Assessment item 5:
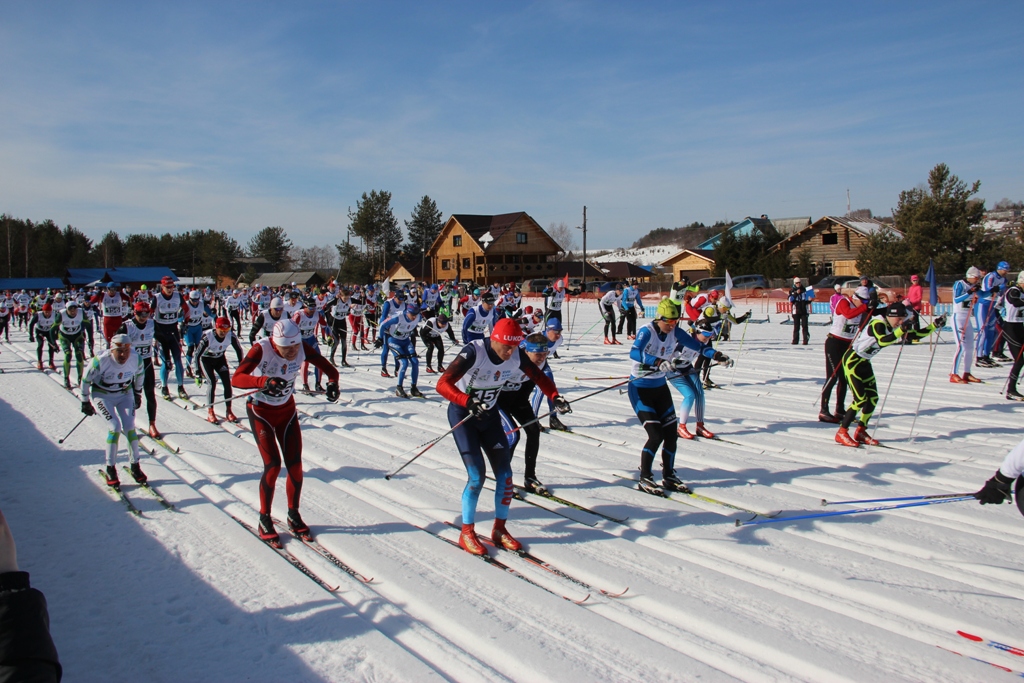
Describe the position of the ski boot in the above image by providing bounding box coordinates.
[458,523,486,556]
[104,466,120,487]
[341,360,351,368]
[287,508,312,540]
[302,382,311,393]
[695,422,715,439]
[677,423,695,439]
[604,337,612,345]
[638,475,664,496]
[976,356,998,368]
[549,414,570,432]
[148,423,161,439]
[523,476,548,495]
[437,363,445,372]
[361,342,369,351]
[185,365,194,379]
[409,385,425,398]
[395,385,409,399]
[612,338,622,345]
[425,366,436,374]
[993,352,1012,362]
[161,386,171,399]
[36,362,43,371]
[963,373,982,383]
[1007,390,1024,402]
[63,377,71,390]
[818,411,841,424]
[380,368,391,378]
[177,386,189,400]
[257,514,281,547]
[853,424,879,446]
[225,409,239,423]
[949,373,967,384]
[661,472,691,494]
[491,519,522,552]
[130,461,148,485]
[314,383,324,393]
[48,361,56,371]
[834,427,859,447]
[551,352,559,359]
[703,379,720,390]
[206,408,219,424]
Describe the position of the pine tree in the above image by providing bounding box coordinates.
[349,190,401,278]
[403,195,444,260]
[248,226,293,271]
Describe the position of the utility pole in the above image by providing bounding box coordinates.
[847,189,851,216]
[576,206,587,290]
[6,218,10,278]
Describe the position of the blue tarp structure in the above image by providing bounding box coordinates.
[0,278,66,291]
[65,267,177,287]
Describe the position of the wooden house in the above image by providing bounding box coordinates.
[768,216,899,278]
[427,212,562,285]
[659,249,716,282]
[384,259,432,285]
[696,215,776,250]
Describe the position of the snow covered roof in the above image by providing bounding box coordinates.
[591,244,679,267]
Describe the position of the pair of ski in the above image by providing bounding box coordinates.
[513,485,629,525]
[945,629,1024,677]
[625,473,779,521]
[435,521,628,605]
[95,468,175,515]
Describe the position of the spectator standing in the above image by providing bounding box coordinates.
[789,277,812,345]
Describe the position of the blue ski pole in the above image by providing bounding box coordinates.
[821,492,973,506]
[735,496,975,527]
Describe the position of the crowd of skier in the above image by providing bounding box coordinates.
[1,263,1021,554]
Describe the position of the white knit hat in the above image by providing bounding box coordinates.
[966,266,981,279]
[271,319,301,347]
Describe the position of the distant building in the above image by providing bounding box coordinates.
[384,259,432,285]
[659,249,716,282]
[248,271,326,290]
[427,212,562,285]
[769,216,897,278]
[596,261,654,282]
[696,215,777,250]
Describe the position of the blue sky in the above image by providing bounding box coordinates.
[1,1,1021,250]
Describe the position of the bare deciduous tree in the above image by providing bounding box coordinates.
[547,221,578,260]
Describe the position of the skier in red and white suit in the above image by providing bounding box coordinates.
[231,319,340,545]
[92,281,132,345]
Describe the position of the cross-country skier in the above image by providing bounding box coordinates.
[28,303,58,371]
[835,302,945,447]
[974,436,1024,509]
[92,282,131,346]
[193,316,245,423]
[1000,271,1024,401]
[669,316,729,440]
[461,292,497,344]
[542,277,567,326]
[182,290,212,377]
[529,318,569,432]
[628,298,730,495]
[420,312,457,373]
[435,318,568,555]
[118,301,161,438]
[294,297,333,391]
[324,289,351,369]
[380,302,424,398]
[951,267,982,383]
[249,297,286,344]
[975,261,1009,368]
[55,300,87,389]
[600,284,623,344]
[231,319,340,545]
[152,276,189,400]
[81,333,146,487]
[498,332,557,493]
[820,286,872,423]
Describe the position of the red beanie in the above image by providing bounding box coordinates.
[490,318,524,345]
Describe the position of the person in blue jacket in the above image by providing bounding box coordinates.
[462,292,497,343]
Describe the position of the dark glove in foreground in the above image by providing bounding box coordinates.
[325,381,340,403]
[975,471,1013,504]
[81,401,95,416]
[933,314,947,329]
[134,392,142,410]
[465,395,486,417]
[373,337,383,349]
[264,377,287,393]
[553,395,572,415]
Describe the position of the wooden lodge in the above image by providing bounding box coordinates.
[659,249,716,282]
[427,212,562,285]
[769,216,898,278]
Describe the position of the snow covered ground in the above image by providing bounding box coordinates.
[2,303,1023,682]
[590,245,679,267]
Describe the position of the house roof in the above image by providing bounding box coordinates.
[105,267,178,283]
[553,261,606,279]
[597,261,653,279]
[65,268,109,285]
[385,260,432,281]
[659,248,716,266]
[449,212,527,250]
[249,271,325,288]
[696,216,776,250]
[769,216,900,252]
[0,277,66,291]
[771,216,812,236]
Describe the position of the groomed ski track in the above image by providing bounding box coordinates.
[2,302,1022,682]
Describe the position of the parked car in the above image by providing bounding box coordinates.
[566,278,584,296]
[708,274,771,298]
[583,281,607,293]
[839,278,901,304]
[597,281,627,294]
[521,279,552,294]
[811,275,846,290]
[691,277,726,292]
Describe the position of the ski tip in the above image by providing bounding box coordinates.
[820,499,828,506]
[384,474,392,480]
[956,631,983,642]
[734,519,742,527]
[573,593,592,605]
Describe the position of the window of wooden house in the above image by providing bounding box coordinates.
[462,258,471,269]
[453,235,462,247]
[822,232,838,245]
[516,232,528,244]
[506,255,520,264]
[441,259,451,271]
[824,261,834,275]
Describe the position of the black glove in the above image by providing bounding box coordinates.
[553,395,572,415]
[736,311,751,323]
[373,337,383,349]
[29,334,34,342]
[713,351,734,368]
[134,392,142,410]
[325,381,340,403]
[899,320,914,334]
[975,471,1014,505]
[265,376,287,393]
[465,394,486,417]
[933,314,947,329]
[81,401,95,416]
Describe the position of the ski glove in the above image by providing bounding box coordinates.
[325,381,340,403]
[465,394,487,417]
[264,376,288,393]
[134,392,142,410]
[933,314,947,329]
[194,376,203,387]
[81,401,95,416]
[975,471,1013,504]
[736,311,751,323]
[713,351,734,368]
[374,337,383,349]
[657,360,675,373]
[553,395,572,415]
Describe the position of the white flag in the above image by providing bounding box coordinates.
[724,270,734,307]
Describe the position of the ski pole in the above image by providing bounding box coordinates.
[58,415,89,444]
[384,414,474,480]
[908,331,942,443]
[821,491,974,506]
[734,496,975,527]
[869,333,907,439]
[570,318,603,344]
[188,388,260,410]
[726,314,750,388]
[574,375,630,381]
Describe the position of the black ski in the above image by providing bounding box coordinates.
[272,518,374,584]
[421,525,589,605]
[445,522,627,598]
[96,470,142,516]
[228,514,339,593]
[514,485,630,524]
[121,466,175,510]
